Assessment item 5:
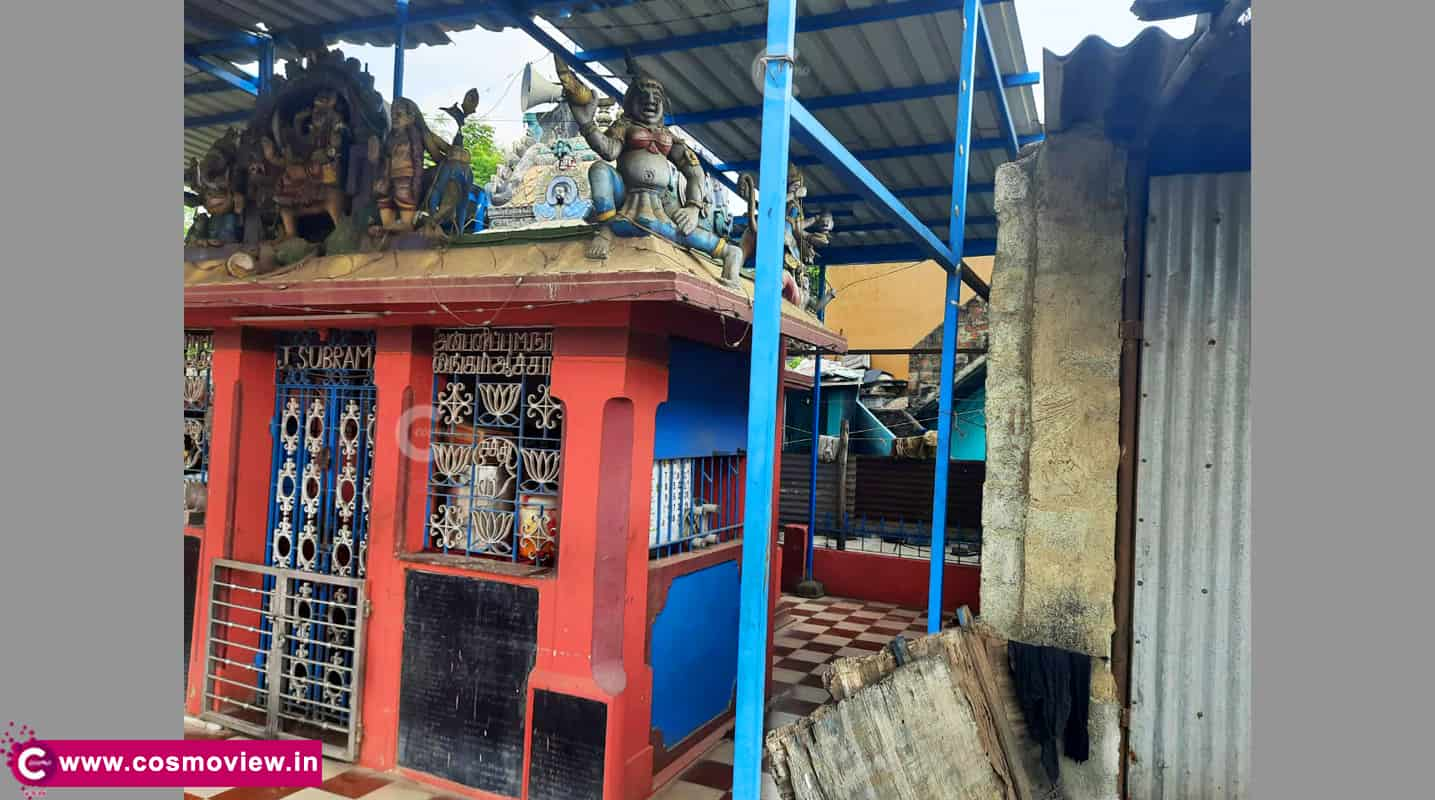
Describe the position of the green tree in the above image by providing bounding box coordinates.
[425,114,504,189]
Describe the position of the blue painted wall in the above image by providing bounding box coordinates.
[950,383,987,461]
[654,338,750,459]
[649,560,741,748]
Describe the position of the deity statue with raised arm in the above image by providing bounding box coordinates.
[555,56,743,283]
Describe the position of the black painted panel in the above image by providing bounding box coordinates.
[397,571,539,796]
[528,690,607,800]
[183,536,201,690]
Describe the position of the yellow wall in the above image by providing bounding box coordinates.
[821,256,993,380]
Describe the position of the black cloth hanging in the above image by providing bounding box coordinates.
[1008,641,1092,783]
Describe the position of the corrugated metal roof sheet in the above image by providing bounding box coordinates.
[1042,0,1249,167]
[1130,171,1251,799]
[184,1,504,165]
[534,0,1041,253]
[1042,26,1194,142]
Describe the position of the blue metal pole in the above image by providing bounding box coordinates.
[393,0,410,100]
[257,35,275,96]
[928,0,981,635]
[733,1,797,797]
[804,262,828,580]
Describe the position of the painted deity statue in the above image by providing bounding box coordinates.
[739,165,835,308]
[555,57,744,282]
[185,128,246,246]
[367,98,452,234]
[260,89,348,240]
[418,89,481,235]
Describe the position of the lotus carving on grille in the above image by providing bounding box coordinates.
[478,383,521,423]
[430,443,473,483]
[521,449,561,489]
[471,510,515,553]
[184,419,206,468]
[184,376,209,406]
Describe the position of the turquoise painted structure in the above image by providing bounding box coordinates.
[949,360,987,461]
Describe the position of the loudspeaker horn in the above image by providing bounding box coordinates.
[521,63,565,111]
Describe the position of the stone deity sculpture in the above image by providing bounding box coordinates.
[367,97,452,234]
[185,128,246,246]
[260,88,348,240]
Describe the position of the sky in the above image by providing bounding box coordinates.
[261,1,1196,150]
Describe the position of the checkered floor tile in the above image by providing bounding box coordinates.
[186,594,924,800]
[651,593,927,799]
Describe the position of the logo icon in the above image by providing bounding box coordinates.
[3,724,49,799]
[749,47,812,98]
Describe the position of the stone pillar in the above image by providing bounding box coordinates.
[981,127,1128,799]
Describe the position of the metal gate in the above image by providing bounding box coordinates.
[1129,173,1250,798]
[199,329,377,760]
[202,559,367,760]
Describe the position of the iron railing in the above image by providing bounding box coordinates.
[813,510,981,565]
[649,454,745,559]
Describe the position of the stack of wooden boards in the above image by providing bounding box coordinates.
[765,625,1064,800]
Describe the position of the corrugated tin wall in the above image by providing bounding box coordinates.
[778,457,855,528]
[852,459,985,529]
[1129,172,1251,799]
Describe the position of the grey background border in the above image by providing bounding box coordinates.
[0,0,1429,797]
[0,0,180,775]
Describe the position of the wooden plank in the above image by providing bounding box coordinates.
[768,655,1007,800]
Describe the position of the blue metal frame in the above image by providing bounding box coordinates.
[393,0,410,100]
[805,183,992,206]
[789,100,957,273]
[257,35,275,96]
[733,2,797,796]
[804,261,827,582]
[576,0,968,63]
[978,4,1021,158]
[183,52,258,96]
[928,0,983,634]
[821,241,996,265]
[840,215,996,234]
[185,111,251,130]
[714,133,1043,173]
[667,72,1039,128]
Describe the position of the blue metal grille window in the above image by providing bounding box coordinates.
[184,331,214,521]
[425,328,563,566]
[648,455,745,560]
[265,330,378,579]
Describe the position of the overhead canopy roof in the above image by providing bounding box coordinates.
[527,0,1043,263]
[184,0,507,164]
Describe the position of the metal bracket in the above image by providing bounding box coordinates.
[1120,320,1144,341]
[363,598,373,618]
